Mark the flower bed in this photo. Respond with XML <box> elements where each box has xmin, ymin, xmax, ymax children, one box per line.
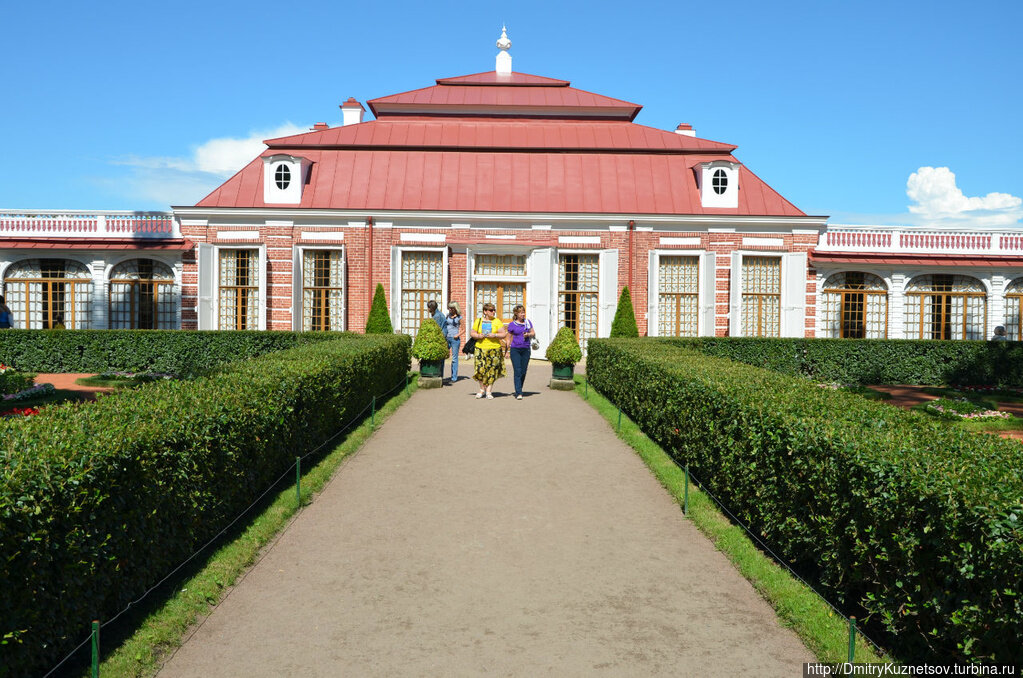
<box><xmin>2</xmin><ymin>382</ymin><xmax>55</xmax><ymax>402</ymax></box>
<box><xmin>924</xmin><ymin>397</ymin><xmax>1011</xmax><ymax>421</ymax></box>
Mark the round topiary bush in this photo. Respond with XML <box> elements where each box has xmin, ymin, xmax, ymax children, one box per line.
<box><xmin>411</xmin><ymin>319</ymin><xmax>449</xmax><ymax>361</ymax></box>
<box><xmin>545</xmin><ymin>327</ymin><xmax>583</xmax><ymax>365</ymax></box>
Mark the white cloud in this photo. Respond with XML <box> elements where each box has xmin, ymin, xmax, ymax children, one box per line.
<box><xmin>906</xmin><ymin>166</ymin><xmax>1022</xmax><ymax>226</ymax></box>
<box><xmin>108</xmin><ymin>123</ymin><xmax>307</xmax><ymax>206</ymax></box>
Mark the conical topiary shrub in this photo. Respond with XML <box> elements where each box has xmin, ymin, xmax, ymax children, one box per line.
<box><xmin>364</xmin><ymin>283</ymin><xmax>393</xmax><ymax>334</ymax></box>
<box><xmin>545</xmin><ymin>327</ymin><xmax>583</xmax><ymax>366</ymax></box>
<box><xmin>411</xmin><ymin>318</ymin><xmax>449</xmax><ymax>362</ymax></box>
<box><xmin>609</xmin><ymin>286</ymin><xmax>639</xmax><ymax>338</ymax></box>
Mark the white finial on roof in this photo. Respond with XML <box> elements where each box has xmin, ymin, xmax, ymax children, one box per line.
<box><xmin>496</xmin><ymin>25</ymin><xmax>512</xmax><ymax>75</ymax></box>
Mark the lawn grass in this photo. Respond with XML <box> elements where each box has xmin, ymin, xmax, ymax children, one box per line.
<box><xmin>75</xmin><ymin>375</ymin><xmax>164</xmax><ymax>389</ymax></box>
<box><xmin>92</xmin><ymin>376</ymin><xmax>418</xmax><ymax>678</ymax></box>
<box><xmin>574</xmin><ymin>375</ymin><xmax>889</xmax><ymax>665</ymax></box>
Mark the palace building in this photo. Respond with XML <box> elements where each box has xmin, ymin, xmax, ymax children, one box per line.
<box><xmin>2</xmin><ymin>29</ymin><xmax>1021</xmax><ymax>345</ymax></box>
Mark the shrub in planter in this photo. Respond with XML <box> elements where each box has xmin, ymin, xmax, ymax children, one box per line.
<box><xmin>365</xmin><ymin>283</ymin><xmax>394</xmax><ymax>334</ymax></box>
<box><xmin>609</xmin><ymin>286</ymin><xmax>639</xmax><ymax>338</ymax></box>
<box><xmin>412</xmin><ymin>319</ymin><xmax>448</xmax><ymax>377</ymax></box>
<box><xmin>546</xmin><ymin>327</ymin><xmax>582</xmax><ymax>379</ymax></box>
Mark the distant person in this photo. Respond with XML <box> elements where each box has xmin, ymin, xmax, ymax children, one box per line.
<box><xmin>0</xmin><ymin>296</ymin><xmax>12</xmax><ymax>329</ymax></box>
<box><xmin>427</xmin><ymin>300</ymin><xmax>445</xmax><ymax>329</ymax></box>
<box><xmin>52</xmin><ymin>313</ymin><xmax>66</xmax><ymax>330</ymax></box>
<box><xmin>470</xmin><ymin>303</ymin><xmax>506</xmax><ymax>399</ymax></box>
<box><xmin>992</xmin><ymin>325</ymin><xmax>1009</xmax><ymax>341</ymax></box>
<box><xmin>442</xmin><ymin>301</ymin><xmax>464</xmax><ymax>382</ymax></box>
<box><xmin>504</xmin><ymin>304</ymin><xmax>536</xmax><ymax>400</ymax></box>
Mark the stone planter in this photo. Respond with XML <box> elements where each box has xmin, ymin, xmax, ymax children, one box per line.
<box><xmin>419</xmin><ymin>359</ymin><xmax>443</xmax><ymax>378</ymax></box>
<box><xmin>549</xmin><ymin>363</ymin><xmax>576</xmax><ymax>390</ymax></box>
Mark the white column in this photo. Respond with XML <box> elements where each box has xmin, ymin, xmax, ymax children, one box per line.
<box><xmin>91</xmin><ymin>258</ymin><xmax>108</xmax><ymax>329</ymax></box>
<box><xmin>888</xmin><ymin>273</ymin><xmax>907</xmax><ymax>339</ymax></box>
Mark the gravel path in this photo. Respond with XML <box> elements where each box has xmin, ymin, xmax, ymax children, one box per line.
<box><xmin>158</xmin><ymin>361</ymin><xmax>814</xmax><ymax>677</ymax></box>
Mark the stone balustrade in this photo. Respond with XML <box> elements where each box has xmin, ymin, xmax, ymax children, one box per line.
<box><xmin>818</xmin><ymin>225</ymin><xmax>1023</xmax><ymax>255</ymax></box>
<box><xmin>0</xmin><ymin>210</ymin><xmax>179</xmax><ymax>239</ymax></box>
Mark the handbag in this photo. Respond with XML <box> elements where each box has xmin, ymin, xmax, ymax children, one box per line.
<box><xmin>530</xmin><ymin>339</ymin><xmax>540</xmax><ymax>351</ymax></box>
<box><xmin>462</xmin><ymin>337</ymin><xmax>476</xmax><ymax>355</ymax></box>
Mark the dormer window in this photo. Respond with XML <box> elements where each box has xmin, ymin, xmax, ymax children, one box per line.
<box><xmin>275</xmin><ymin>164</ymin><xmax>291</xmax><ymax>190</ymax></box>
<box><xmin>262</xmin><ymin>154</ymin><xmax>311</xmax><ymax>204</ymax></box>
<box><xmin>696</xmin><ymin>161</ymin><xmax>740</xmax><ymax>208</ymax></box>
<box><xmin>712</xmin><ymin>169</ymin><xmax>728</xmax><ymax>195</ymax></box>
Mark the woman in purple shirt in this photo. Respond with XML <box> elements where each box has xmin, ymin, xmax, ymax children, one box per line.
<box><xmin>505</xmin><ymin>304</ymin><xmax>535</xmax><ymax>400</ymax></box>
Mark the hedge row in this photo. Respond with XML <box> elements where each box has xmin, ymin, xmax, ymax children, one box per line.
<box><xmin>662</xmin><ymin>337</ymin><xmax>1023</xmax><ymax>387</ymax></box>
<box><xmin>0</xmin><ymin>330</ymin><xmax>341</xmax><ymax>376</ymax></box>
<box><xmin>587</xmin><ymin>338</ymin><xmax>1023</xmax><ymax>664</ymax></box>
<box><xmin>0</xmin><ymin>334</ymin><xmax>411</xmax><ymax>677</ymax></box>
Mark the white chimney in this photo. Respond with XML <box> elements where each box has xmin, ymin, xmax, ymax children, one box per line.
<box><xmin>675</xmin><ymin>123</ymin><xmax>696</xmax><ymax>137</ymax></box>
<box><xmin>496</xmin><ymin>26</ymin><xmax>512</xmax><ymax>75</ymax></box>
<box><xmin>340</xmin><ymin>98</ymin><xmax>365</xmax><ymax>126</ymax></box>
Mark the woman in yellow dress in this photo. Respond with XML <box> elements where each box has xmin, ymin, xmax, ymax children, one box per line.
<box><xmin>470</xmin><ymin>303</ymin><xmax>507</xmax><ymax>399</ymax></box>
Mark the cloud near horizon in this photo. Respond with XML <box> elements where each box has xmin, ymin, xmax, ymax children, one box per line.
<box><xmin>109</xmin><ymin>123</ymin><xmax>307</xmax><ymax>206</ymax></box>
<box><xmin>906</xmin><ymin>166</ymin><xmax>1022</xmax><ymax>227</ymax></box>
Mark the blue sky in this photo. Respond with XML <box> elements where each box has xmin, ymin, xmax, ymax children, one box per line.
<box><xmin>2</xmin><ymin>0</ymin><xmax>1020</xmax><ymax>227</ymax></box>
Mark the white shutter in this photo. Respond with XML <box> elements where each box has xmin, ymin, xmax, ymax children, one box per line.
<box><xmin>701</xmin><ymin>252</ymin><xmax>718</xmax><ymax>336</ymax></box>
<box><xmin>782</xmin><ymin>252</ymin><xmax>807</xmax><ymax>337</ymax></box>
<box><xmin>340</xmin><ymin>246</ymin><xmax>347</xmax><ymax>331</ymax></box>
<box><xmin>292</xmin><ymin>246</ymin><xmax>303</xmax><ymax>331</ymax></box>
<box><xmin>528</xmin><ymin>247</ymin><xmax>554</xmax><ymax>349</ymax></box>
<box><xmin>257</xmin><ymin>245</ymin><xmax>267</xmax><ymax>330</ymax></box>
<box><xmin>729</xmin><ymin>252</ymin><xmax>743</xmax><ymax>336</ymax></box>
<box><xmin>197</xmin><ymin>243</ymin><xmax>215</xmax><ymax>330</ymax></box>
<box><xmin>598</xmin><ymin>249</ymin><xmax>619</xmax><ymax>337</ymax></box>
<box><xmin>647</xmin><ymin>251</ymin><xmax>658</xmax><ymax>336</ymax></box>
<box><xmin>390</xmin><ymin>246</ymin><xmax>401</xmax><ymax>332</ymax></box>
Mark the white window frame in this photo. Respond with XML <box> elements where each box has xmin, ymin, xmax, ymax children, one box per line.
<box><xmin>292</xmin><ymin>245</ymin><xmax>346</xmax><ymax>332</ymax></box>
<box><xmin>105</xmin><ymin>254</ymin><xmax>182</xmax><ymax>330</ymax></box>
<box><xmin>201</xmin><ymin>244</ymin><xmax>266</xmax><ymax>331</ymax></box>
<box><xmin>647</xmin><ymin>249</ymin><xmax>715</xmax><ymax>337</ymax></box>
<box><xmin>466</xmin><ymin>248</ymin><xmax>531</xmax><ymax>322</ymax></box>
<box><xmin>391</xmin><ymin>245</ymin><xmax>448</xmax><ymax>334</ymax></box>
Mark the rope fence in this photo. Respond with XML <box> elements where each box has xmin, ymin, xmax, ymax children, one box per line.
<box><xmin>600</xmin><ymin>387</ymin><xmax>890</xmax><ymax>664</ymax></box>
<box><xmin>40</xmin><ymin>373</ymin><xmax>414</xmax><ymax>678</ymax></box>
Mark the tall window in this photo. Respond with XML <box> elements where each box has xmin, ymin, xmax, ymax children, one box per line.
<box><xmin>905</xmin><ymin>274</ymin><xmax>986</xmax><ymax>340</ymax></box>
<box><xmin>3</xmin><ymin>258</ymin><xmax>92</xmax><ymax>329</ymax></box>
<box><xmin>218</xmin><ymin>249</ymin><xmax>259</xmax><ymax>330</ymax></box>
<box><xmin>109</xmin><ymin>259</ymin><xmax>175</xmax><ymax>329</ymax></box>
<box><xmin>473</xmin><ymin>254</ymin><xmax>526</xmax><ymax>322</ymax></box>
<box><xmin>559</xmin><ymin>254</ymin><xmax>599</xmax><ymax>348</ymax></box>
<box><xmin>658</xmin><ymin>256</ymin><xmax>699</xmax><ymax>337</ymax></box>
<box><xmin>400</xmin><ymin>250</ymin><xmax>443</xmax><ymax>336</ymax></box>
<box><xmin>302</xmin><ymin>250</ymin><xmax>345</xmax><ymax>331</ymax></box>
<box><xmin>741</xmin><ymin>256</ymin><xmax>781</xmax><ymax>337</ymax></box>
<box><xmin>820</xmin><ymin>272</ymin><xmax>888</xmax><ymax>339</ymax></box>
<box><xmin>1006</xmin><ymin>278</ymin><xmax>1023</xmax><ymax>341</ymax></box>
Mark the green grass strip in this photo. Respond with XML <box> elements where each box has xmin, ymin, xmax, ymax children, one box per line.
<box><xmin>95</xmin><ymin>376</ymin><xmax>418</xmax><ymax>678</ymax></box>
<box><xmin>574</xmin><ymin>375</ymin><xmax>889</xmax><ymax>665</ymax></box>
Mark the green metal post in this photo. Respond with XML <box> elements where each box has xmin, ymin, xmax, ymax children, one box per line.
<box><xmin>848</xmin><ymin>616</ymin><xmax>856</xmax><ymax>663</ymax></box>
<box><xmin>91</xmin><ymin>620</ymin><xmax>100</xmax><ymax>678</ymax></box>
<box><xmin>617</xmin><ymin>406</ymin><xmax>622</xmax><ymax>432</ymax></box>
<box><xmin>295</xmin><ymin>457</ymin><xmax>301</xmax><ymax>507</ymax></box>
<box><xmin>683</xmin><ymin>465</ymin><xmax>689</xmax><ymax>515</ymax></box>
<box><xmin>371</xmin><ymin>395</ymin><xmax>376</xmax><ymax>429</ymax></box>
<box><xmin>584</xmin><ymin>380</ymin><xmax>588</xmax><ymax>399</ymax></box>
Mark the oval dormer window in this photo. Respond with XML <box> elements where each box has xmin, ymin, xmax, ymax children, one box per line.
<box><xmin>712</xmin><ymin>169</ymin><xmax>728</xmax><ymax>195</ymax></box>
<box><xmin>275</xmin><ymin>164</ymin><xmax>291</xmax><ymax>190</ymax></box>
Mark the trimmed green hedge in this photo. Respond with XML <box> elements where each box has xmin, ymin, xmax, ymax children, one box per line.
<box><xmin>0</xmin><ymin>333</ymin><xmax>411</xmax><ymax>677</ymax></box>
<box><xmin>587</xmin><ymin>338</ymin><xmax>1023</xmax><ymax>664</ymax></box>
<box><xmin>661</xmin><ymin>337</ymin><xmax>1023</xmax><ymax>387</ymax></box>
<box><xmin>0</xmin><ymin>330</ymin><xmax>339</xmax><ymax>377</ymax></box>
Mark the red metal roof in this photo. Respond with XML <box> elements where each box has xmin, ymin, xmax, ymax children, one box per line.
<box><xmin>435</xmin><ymin>71</ymin><xmax>570</xmax><ymax>86</ymax></box>
<box><xmin>193</xmin><ymin>70</ymin><xmax>807</xmax><ymax>218</ymax></box>
<box><xmin>265</xmin><ymin>119</ymin><xmax>736</xmax><ymax>153</ymax></box>
<box><xmin>197</xmin><ymin>149</ymin><xmax>803</xmax><ymax>216</ymax></box>
<box><xmin>368</xmin><ymin>78</ymin><xmax>641</xmax><ymax>120</ymax></box>
<box><xmin>809</xmin><ymin>252</ymin><xmax>1023</xmax><ymax>267</ymax></box>
<box><xmin>0</xmin><ymin>238</ymin><xmax>193</xmax><ymax>250</ymax></box>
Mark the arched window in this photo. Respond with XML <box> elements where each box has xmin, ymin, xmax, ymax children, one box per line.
<box><xmin>1005</xmin><ymin>278</ymin><xmax>1023</xmax><ymax>340</ymax></box>
<box><xmin>2</xmin><ymin>258</ymin><xmax>92</xmax><ymax>329</ymax></box>
<box><xmin>109</xmin><ymin>259</ymin><xmax>176</xmax><ymax>329</ymax></box>
<box><xmin>905</xmin><ymin>274</ymin><xmax>986</xmax><ymax>340</ymax></box>
<box><xmin>820</xmin><ymin>272</ymin><xmax>888</xmax><ymax>338</ymax></box>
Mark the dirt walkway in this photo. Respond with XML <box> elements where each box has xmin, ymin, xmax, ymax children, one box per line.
<box><xmin>158</xmin><ymin>363</ymin><xmax>814</xmax><ymax>677</ymax></box>
<box><xmin>33</xmin><ymin>373</ymin><xmax>113</xmax><ymax>395</ymax></box>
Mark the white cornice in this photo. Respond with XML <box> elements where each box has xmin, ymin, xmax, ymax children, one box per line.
<box><xmin>172</xmin><ymin>206</ymin><xmax>828</xmax><ymax>230</ymax></box>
